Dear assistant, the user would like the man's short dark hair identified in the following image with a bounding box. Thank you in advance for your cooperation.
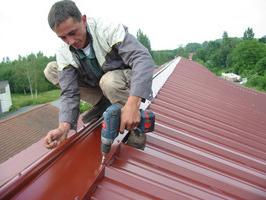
[48,0,82,30]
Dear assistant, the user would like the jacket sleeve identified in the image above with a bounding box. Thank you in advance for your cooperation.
[116,33,155,100]
[58,66,80,130]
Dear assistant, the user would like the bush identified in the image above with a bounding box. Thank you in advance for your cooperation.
[246,75,266,91]
[255,57,266,75]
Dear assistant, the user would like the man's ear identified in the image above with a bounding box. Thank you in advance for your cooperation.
[81,15,87,24]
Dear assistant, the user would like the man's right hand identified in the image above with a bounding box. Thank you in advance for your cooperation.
[44,122,70,149]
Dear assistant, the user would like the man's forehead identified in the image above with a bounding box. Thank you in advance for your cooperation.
[54,18,79,37]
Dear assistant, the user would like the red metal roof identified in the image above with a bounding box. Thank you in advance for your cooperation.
[0,103,87,188]
[0,104,59,164]
[91,58,266,199]
[0,58,265,200]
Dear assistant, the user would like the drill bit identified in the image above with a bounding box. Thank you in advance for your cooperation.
[101,153,107,164]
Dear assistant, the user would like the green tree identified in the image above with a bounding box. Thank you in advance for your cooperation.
[222,31,229,40]
[229,40,266,74]
[259,35,266,43]
[185,43,201,53]
[216,34,240,68]
[243,27,255,40]
[195,40,221,68]
[0,52,55,94]
[175,47,188,58]
[136,29,153,57]
[246,75,266,91]
[255,57,266,75]
[152,49,176,65]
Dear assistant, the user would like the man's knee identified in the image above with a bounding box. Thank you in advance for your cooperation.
[44,61,59,86]
[100,69,131,92]
[99,71,118,92]
[99,69,131,105]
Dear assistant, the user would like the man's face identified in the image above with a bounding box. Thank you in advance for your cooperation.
[54,15,88,49]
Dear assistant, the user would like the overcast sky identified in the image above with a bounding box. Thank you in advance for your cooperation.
[0,0,265,61]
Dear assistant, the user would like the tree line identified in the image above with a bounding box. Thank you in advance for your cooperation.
[1,28,266,96]
[192,28,266,92]
[0,52,56,97]
[138,28,266,92]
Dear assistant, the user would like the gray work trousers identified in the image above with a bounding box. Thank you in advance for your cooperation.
[44,61,131,106]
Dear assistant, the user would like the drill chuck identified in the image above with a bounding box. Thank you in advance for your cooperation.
[101,136,113,153]
[101,143,111,154]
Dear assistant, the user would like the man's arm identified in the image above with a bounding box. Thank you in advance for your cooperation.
[44,66,80,149]
[58,66,80,129]
[117,33,154,100]
[116,33,155,132]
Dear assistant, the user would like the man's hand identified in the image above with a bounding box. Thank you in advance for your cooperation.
[44,122,70,149]
[120,96,141,133]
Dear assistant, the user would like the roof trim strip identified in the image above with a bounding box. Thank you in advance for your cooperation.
[141,57,181,110]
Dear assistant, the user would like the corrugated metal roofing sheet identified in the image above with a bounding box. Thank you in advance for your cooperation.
[0,58,265,200]
[90,58,266,200]
[0,104,59,164]
[0,104,85,188]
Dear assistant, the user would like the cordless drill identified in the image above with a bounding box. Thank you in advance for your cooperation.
[101,104,155,163]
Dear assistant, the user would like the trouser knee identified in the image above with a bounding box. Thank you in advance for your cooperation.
[43,61,102,106]
[44,61,59,86]
[99,69,131,105]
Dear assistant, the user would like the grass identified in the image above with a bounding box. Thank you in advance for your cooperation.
[80,100,93,113]
[9,89,92,113]
[10,90,61,111]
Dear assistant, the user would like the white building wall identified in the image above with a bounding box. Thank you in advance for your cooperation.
[0,84,12,113]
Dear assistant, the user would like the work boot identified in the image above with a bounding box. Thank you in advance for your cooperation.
[126,129,146,150]
[82,96,111,124]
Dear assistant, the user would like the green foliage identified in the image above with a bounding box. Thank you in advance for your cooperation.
[137,29,153,57]
[175,47,189,58]
[0,52,56,94]
[152,45,191,66]
[9,89,92,113]
[10,90,60,111]
[259,35,266,43]
[194,40,221,64]
[222,31,229,40]
[152,49,177,65]
[185,43,201,53]
[243,27,255,40]
[191,28,266,92]
[80,101,92,113]
[195,36,241,68]
[255,57,266,76]
[229,40,266,74]
[246,75,266,91]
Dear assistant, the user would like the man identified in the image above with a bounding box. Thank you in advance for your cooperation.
[44,0,154,149]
